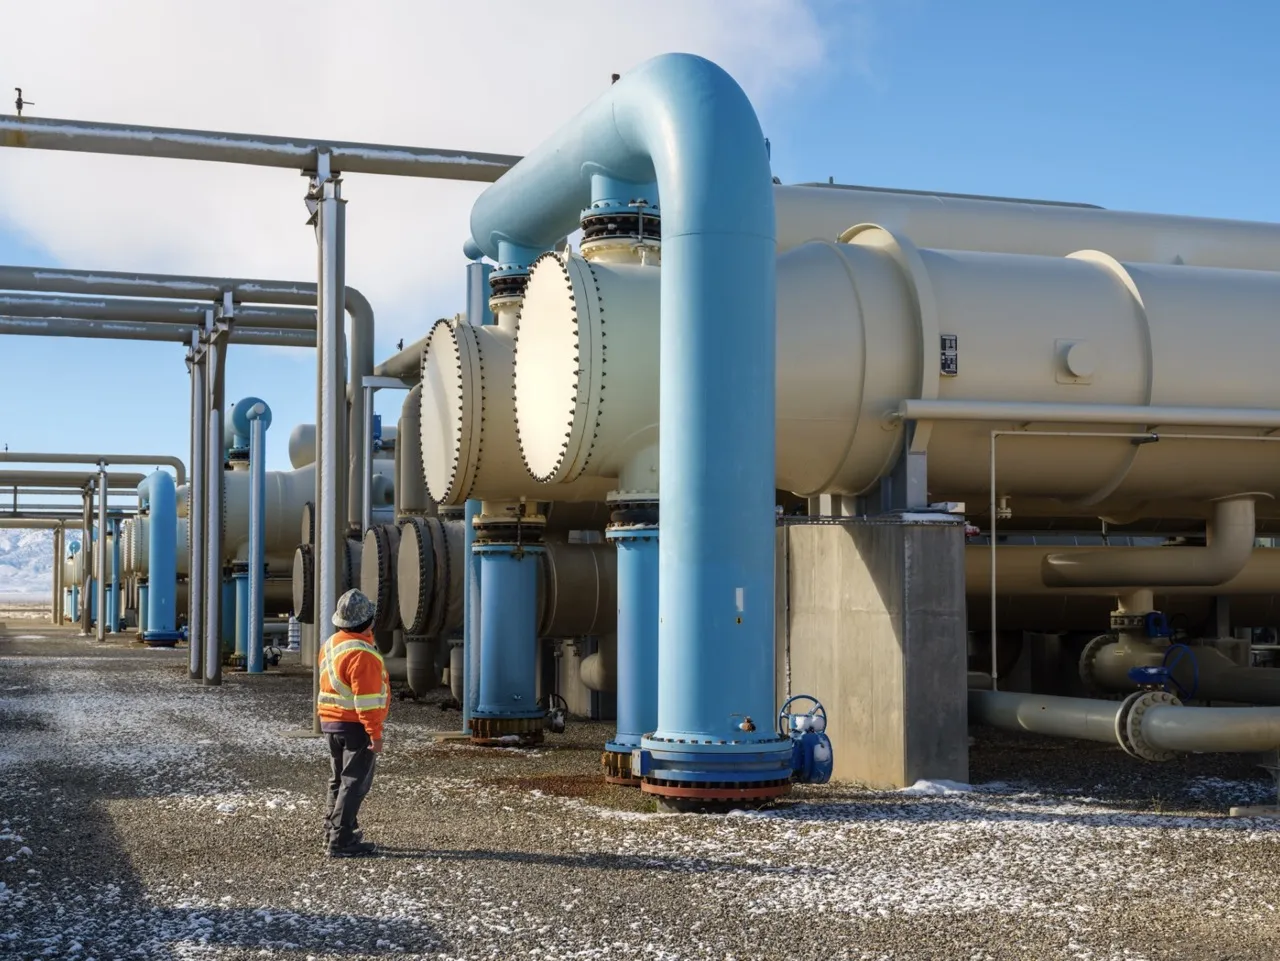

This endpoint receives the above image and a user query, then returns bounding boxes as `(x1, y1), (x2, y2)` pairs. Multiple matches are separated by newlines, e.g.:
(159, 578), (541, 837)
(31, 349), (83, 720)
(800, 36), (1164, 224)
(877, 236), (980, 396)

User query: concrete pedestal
(776, 516), (968, 788)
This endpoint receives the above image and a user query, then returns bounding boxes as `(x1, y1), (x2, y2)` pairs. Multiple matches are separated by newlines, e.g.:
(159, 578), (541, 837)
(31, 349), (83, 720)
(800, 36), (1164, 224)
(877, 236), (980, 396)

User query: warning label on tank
(940, 334), (958, 377)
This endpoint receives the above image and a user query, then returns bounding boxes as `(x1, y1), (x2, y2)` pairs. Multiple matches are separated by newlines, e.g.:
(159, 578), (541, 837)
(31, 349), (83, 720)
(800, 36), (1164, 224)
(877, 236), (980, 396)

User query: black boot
(327, 838), (377, 858)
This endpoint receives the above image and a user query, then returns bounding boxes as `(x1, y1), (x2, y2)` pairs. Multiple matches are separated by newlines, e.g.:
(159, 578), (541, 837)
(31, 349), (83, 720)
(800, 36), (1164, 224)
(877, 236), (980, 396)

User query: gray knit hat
(333, 588), (376, 629)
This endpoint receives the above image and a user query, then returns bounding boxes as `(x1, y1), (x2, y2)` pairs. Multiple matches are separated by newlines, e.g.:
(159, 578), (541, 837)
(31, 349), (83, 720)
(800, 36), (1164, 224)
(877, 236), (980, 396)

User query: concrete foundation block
(776, 516), (969, 788)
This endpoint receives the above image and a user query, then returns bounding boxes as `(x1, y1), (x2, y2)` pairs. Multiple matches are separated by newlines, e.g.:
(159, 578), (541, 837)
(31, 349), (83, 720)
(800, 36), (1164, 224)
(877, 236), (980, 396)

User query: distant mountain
(0, 529), (82, 597)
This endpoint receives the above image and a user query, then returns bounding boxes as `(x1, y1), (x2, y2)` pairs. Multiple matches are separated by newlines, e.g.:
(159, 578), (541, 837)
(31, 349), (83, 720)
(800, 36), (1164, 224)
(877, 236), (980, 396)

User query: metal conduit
(0, 470), (146, 488)
(0, 293), (315, 329)
(968, 690), (1121, 745)
(1141, 705), (1280, 754)
(0, 114), (519, 181)
(0, 316), (315, 346)
(0, 265), (368, 528)
(0, 452), (186, 486)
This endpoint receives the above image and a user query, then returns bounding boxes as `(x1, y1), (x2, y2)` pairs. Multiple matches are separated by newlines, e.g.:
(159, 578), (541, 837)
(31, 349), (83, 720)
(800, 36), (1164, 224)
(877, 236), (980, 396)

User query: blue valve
(778, 695), (833, 785)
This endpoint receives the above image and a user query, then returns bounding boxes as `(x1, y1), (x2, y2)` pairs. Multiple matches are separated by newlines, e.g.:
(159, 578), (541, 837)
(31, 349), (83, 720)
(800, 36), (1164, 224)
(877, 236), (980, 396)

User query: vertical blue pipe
(472, 544), (546, 731)
(108, 520), (121, 634)
(246, 409), (269, 675)
(140, 470), (181, 645)
(463, 499), (480, 733)
(233, 567), (250, 658)
(467, 54), (789, 791)
(461, 262), (491, 733)
(604, 522), (659, 774)
(138, 582), (149, 634)
(70, 584), (80, 622)
(220, 575), (236, 653)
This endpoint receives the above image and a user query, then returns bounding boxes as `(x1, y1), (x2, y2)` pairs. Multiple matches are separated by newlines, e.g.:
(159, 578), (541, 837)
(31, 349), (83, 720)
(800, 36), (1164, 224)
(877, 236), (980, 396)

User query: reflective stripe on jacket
(317, 630), (391, 739)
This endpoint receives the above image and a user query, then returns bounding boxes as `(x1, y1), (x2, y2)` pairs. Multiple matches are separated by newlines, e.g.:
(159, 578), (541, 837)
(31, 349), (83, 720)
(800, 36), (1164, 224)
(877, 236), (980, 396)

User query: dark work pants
(324, 727), (377, 847)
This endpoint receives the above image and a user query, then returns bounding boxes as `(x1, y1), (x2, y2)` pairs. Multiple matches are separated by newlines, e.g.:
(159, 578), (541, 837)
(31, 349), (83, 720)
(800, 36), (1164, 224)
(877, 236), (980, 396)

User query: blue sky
(2, 0), (1277, 504)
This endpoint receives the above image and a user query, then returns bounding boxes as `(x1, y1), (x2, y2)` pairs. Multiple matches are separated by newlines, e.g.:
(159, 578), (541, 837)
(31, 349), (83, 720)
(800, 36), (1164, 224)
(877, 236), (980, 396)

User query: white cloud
(0, 0), (857, 352)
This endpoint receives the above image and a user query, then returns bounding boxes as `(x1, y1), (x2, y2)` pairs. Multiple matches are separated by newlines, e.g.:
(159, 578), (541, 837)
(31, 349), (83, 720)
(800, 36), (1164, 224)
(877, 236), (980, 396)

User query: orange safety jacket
(317, 630), (391, 739)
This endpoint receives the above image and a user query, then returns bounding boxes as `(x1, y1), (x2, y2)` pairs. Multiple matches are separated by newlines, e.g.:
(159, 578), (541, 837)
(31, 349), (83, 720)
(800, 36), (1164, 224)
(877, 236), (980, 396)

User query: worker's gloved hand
(371, 738), (384, 754)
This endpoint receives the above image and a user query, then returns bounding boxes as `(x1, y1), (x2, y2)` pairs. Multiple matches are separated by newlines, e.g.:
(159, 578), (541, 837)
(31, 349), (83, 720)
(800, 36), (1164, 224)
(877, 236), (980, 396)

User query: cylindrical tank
(771, 183), (1280, 270)
(360, 523), (401, 631)
(418, 318), (616, 505)
(515, 234), (1280, 520)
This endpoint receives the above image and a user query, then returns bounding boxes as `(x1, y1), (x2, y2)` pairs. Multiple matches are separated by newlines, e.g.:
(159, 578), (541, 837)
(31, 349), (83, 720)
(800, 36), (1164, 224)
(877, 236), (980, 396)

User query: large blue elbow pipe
(140, 470), (181, 646)
(470, 54), (788, 799)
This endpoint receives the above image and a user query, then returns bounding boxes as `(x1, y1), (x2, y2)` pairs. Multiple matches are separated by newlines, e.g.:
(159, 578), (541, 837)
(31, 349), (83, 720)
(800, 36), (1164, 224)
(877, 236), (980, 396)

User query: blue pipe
(107, 520), (121, 634)
(138, 582), (149, 634)
(220, 575), (236, 652)
(463, 499), (481, 733)
(233, 565), (250, 658)
(603, 520), (659, 781)
(471, 542), (546, 741)
(70, 583), (80, 621)
(242, 400), (271, 675)
(469, 54), (788, 792)
(139, 470), (181, 645)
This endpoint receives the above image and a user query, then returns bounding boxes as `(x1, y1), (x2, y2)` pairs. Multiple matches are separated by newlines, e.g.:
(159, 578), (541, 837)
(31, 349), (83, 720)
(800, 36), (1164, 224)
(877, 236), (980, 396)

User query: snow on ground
(2, 633), (1280, 959)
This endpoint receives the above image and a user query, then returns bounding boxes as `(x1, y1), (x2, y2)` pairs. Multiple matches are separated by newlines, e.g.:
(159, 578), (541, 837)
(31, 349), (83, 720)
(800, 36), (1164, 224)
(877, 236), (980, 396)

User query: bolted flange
(1116, 689), (1181, 762)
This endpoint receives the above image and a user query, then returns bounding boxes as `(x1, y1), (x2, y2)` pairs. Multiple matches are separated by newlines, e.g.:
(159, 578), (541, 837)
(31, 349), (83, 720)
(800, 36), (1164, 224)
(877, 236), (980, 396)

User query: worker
(318, 588), (390, 858)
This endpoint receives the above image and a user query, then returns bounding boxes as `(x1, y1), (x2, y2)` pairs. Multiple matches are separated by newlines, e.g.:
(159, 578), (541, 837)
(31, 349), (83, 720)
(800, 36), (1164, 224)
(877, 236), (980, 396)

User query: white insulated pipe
(1041, 495), (1261, 588)
(1140, 705), (1280, 754)
(0, 316), (315, 347)
(0, 453), (185, 486)
(771, 183), (1280, 270)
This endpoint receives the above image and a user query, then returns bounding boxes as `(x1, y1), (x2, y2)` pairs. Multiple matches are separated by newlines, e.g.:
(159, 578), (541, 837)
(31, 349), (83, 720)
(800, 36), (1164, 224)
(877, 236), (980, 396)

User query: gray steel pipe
(0, 316), (315, 346)
(96, 467), (107, 642)
(314, 172), (346, 730)
(80, 489), (92, 635)
(972, 689), (1280, 756)
(0, 452), (186, 486)
(247, 404), (268, 674)
(0, 517), (68, 529)
(397, 384), (432, 516)
(1085, 637), (1280, 705)
(1044, 495), (1260, 589)
(0, 265), (368, 527)
(188, 337), (206, 680)
(0, 114), (519, 181)
(0, 470), (145, 488)
(899, 398), (1280, 430)
(204, 335), (228, 686)
(968, 690), (1121, 744)
(373, 333), (428, 381)
(0, 293), (315, 330)
(1142, 705), (1280, 753)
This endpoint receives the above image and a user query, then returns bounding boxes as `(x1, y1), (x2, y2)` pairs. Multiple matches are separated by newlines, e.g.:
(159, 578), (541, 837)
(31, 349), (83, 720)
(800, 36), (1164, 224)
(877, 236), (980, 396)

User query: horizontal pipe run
(0, 470), (146, 488)
(968, 690), (1121, 745)
(0, 517), (72, 529)
(0, 452), (185, 486)
(0, 316), (315, 346)
(900, 399), (1280, 430)
(1142, 705), (1280, 753)
(1042, 495), (1261, 589)
(0, 293), (315, 329)
(0, 115), (520, 181)
(372, 333), (429, 380)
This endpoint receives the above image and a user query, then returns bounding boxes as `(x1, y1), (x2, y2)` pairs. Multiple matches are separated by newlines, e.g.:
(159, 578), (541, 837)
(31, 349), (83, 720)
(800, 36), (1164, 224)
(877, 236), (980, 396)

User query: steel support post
(187, 328), (207, 678)
(95, 466), (108, 642)
(203, 330), (228, 686)
(311, 156), (346, 732)
(247, 408), (267, 674)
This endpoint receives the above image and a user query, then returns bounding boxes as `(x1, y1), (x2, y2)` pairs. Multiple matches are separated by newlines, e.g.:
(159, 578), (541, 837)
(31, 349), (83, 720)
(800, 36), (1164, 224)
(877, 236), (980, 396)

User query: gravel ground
(2, 629), (1280, 961)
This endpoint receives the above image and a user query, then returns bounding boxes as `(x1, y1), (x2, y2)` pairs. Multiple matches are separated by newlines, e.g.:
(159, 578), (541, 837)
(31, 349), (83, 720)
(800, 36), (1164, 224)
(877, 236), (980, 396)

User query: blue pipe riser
(109, 520), (121, 633)
(220, 578), (236, 651)
(469, 54), (789, 787)
(472, 543), (546, 722)
(138, 583), (149, 634)
(233, 570), (250, 658)
(463, 499), (481, 733)
(604, 526), (658, 755)
(70, 584), (80, 621)
(140, 470), (181, 644)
